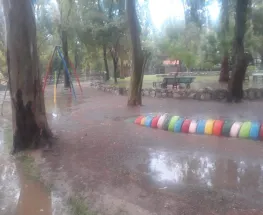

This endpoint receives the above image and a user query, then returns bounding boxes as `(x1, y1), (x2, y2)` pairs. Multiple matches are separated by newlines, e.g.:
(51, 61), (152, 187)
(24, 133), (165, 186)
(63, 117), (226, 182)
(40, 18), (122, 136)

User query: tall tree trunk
(219, 55), (229, 82)
(61, 30), (70, 88)
(260, 53), (263, 70)
(74, 43), (78, 70)
(103, 44), (110, 81)
(120, 58), (124, 79)
(127, 0), (144, 106)
(219, 0), (230, 83)
(3, 0), (52, 153)
(227, 0), (249, 102)
(113, 57), (118, 84)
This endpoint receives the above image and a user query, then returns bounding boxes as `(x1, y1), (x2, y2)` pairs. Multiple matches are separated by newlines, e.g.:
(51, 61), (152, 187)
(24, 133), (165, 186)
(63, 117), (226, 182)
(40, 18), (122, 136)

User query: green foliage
(247, 65), (256, 72)
(199, 31), (221, 67)
(158, 22), (201, 69)
(21, 0), (263, 75)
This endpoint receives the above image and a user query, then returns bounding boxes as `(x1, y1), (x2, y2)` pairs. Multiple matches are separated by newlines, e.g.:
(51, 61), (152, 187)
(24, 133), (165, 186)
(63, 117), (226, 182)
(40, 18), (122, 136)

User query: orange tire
(135, 116), (144, 125)
(212, 120), (224, 136)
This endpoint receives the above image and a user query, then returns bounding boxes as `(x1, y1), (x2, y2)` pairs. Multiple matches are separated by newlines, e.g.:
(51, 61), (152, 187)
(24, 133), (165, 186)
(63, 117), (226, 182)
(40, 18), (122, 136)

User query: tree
(228, 0), (250, 102)
(252, 0), (263, 68)
(159, 21), (201, 72)
(182, 0), (206, 28)
(57, 0), (74, 88)
(0, 10), (7, 77)
(219, 0), (230, 82)
(127, 0), (144, 106)
(3, 0), (52, 153)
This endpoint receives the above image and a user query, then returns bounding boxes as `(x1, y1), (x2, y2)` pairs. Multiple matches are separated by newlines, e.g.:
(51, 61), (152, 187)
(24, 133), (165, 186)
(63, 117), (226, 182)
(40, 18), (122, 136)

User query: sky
(147, 0), (221, 28)
(49, 0), (221, 29)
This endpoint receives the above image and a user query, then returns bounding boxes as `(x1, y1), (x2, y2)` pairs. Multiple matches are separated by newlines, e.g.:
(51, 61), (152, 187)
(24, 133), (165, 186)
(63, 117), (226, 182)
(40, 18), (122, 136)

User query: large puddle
(0, 123), (69, 215)
(147, 149), (263, 204)
(0, 91), (75, 215)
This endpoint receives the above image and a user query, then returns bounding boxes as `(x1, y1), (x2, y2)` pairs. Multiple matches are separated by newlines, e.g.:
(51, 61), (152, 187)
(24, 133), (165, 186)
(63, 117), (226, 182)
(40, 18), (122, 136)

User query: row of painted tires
(134, 114), (263, 140)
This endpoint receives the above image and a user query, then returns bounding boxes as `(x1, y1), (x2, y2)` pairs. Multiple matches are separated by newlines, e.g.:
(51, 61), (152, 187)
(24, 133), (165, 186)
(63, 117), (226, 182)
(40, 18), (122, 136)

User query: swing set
(42, 46), (83, 103)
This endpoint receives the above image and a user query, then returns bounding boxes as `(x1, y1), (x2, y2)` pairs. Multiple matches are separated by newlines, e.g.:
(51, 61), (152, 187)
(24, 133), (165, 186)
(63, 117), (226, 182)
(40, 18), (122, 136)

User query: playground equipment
(42, 46), (82, 102)
(134, 113), (263, 142)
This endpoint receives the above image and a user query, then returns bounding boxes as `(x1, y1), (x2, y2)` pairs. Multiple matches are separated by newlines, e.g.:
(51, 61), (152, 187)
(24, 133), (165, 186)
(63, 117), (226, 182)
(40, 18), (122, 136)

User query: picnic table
(153, 76), (195, 89)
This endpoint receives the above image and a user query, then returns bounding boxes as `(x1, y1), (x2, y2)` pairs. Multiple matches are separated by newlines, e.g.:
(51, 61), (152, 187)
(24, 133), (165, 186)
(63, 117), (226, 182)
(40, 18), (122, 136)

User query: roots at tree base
(12, 89), (53, 154)
(227, 60), (247, 103)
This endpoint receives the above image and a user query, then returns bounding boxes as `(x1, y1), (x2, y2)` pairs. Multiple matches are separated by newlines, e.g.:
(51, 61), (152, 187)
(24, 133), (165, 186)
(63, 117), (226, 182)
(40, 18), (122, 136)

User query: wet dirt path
(41, 87), (263, 215)
(2, 85), (263, 214)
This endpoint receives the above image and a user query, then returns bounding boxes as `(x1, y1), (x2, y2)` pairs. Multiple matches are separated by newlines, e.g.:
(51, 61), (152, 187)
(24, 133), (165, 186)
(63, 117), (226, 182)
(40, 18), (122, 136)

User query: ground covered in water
(1, 84), (263, 215)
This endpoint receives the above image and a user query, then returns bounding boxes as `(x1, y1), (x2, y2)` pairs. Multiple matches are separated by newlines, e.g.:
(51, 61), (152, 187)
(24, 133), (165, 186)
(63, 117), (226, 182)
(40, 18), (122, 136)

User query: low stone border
(90, 82), (263, 101)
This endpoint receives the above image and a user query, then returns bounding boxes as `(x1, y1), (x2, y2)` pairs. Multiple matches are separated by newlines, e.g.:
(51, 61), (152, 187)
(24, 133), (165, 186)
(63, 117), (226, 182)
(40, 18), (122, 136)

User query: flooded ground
(0, 124), (69, 215)
(0, 88), (70, 215)
(1, 84), (263, 214)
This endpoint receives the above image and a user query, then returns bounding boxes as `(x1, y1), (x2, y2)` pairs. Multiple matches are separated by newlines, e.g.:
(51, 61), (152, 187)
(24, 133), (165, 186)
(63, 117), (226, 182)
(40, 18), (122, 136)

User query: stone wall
(90, 82), (263, 101)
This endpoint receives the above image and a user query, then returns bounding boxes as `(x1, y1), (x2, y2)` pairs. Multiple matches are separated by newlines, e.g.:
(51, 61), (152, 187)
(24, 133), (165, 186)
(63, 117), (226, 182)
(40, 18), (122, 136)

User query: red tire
(212, 120), (224, 136)
(181, 119), (191, 133)
(260, 124), (263, 141)
(135, 116), (144, 125)
(151, 116), (160, 128)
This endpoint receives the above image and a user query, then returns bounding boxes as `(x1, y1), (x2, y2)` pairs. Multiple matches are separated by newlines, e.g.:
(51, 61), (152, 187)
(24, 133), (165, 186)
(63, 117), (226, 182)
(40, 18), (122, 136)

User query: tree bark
(227, 0), (249, 102)
(260, 54), (263, 70)
(112, 57), (118, 84)
(110, 48), (119, 84)
(127, 0), (144, 106)
(103, 44), (110, 81)
(3, 0), (52, 153)
(219, 0), (230, 83)
(219, 55), (229, 82)
(61, 30), (71, 88)
(120, 58), (124, 79)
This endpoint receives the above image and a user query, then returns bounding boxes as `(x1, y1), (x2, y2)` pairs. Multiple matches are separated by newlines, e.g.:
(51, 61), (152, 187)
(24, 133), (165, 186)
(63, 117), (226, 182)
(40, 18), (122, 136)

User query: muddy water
(0, 126), (50, 215)
(146, 149), (263, 205)
(0, 100), (69, 215)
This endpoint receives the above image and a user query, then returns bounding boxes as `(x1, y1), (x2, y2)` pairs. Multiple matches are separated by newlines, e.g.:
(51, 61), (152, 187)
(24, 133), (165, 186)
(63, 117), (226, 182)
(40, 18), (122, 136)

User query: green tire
(162, 115), (172, 130)
(222, 120), (233, 137)
(168, 116), (180, 131)
(239, 121), (252, 138)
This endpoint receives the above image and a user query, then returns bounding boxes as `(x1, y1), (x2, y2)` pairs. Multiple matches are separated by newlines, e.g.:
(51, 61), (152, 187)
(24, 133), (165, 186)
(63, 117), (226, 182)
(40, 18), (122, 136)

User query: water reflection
(149, 150), (263, 202)
(0, 124), (69, 215)
(0, 127), (20, 215)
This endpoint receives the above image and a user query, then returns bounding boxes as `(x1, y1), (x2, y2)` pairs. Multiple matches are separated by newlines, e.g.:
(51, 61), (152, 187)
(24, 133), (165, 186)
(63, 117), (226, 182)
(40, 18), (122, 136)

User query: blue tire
(249, 121), (261, 140)
(145, 116), (154, 127)
(196, 120), (206, 134)
(174, 118), (185, 132)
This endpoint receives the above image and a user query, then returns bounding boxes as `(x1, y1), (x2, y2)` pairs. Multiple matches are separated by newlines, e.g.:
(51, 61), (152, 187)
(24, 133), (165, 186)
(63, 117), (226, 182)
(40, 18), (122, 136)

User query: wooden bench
(153, 76), (195, 89)
(252, 73), (263, 83)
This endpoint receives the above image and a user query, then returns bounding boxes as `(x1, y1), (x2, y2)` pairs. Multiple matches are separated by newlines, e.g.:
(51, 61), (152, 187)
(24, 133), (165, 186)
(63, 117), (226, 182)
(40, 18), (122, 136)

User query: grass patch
(195, 75), (218, 82)
(68, 197), (95, 215)
(16, 154), (40, 180)
(106, 74), (219, 88)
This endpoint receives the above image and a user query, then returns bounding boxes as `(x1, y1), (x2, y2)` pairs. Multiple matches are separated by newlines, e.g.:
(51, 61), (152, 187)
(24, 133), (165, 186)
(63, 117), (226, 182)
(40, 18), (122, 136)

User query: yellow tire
(140, 117), (146, 126)
(204, 119), (215, 135)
